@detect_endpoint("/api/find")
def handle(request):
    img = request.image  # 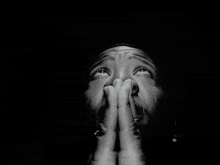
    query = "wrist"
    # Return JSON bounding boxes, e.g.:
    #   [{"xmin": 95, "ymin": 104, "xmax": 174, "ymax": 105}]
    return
[
  {"xmin": 92, "ymin": 149, "xmax": 117, "ymax": 165},
  {"xmin": 91, "ymin": 130, "xmax": 117, "ymax": 164},
  {"xmin": 118, "ymin": 149, "xmax": 146, "ymax": 165},
  {"xmin": 118, "ymin": 129, "xmax": 145, "ymax": 165},
  {"xmin": 119, "ymin": 129, "xmax": 142, "ymax": 151},
  {"xmin": 96, "ymin": 130, "xmax": 116, "ymax": 151}
]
